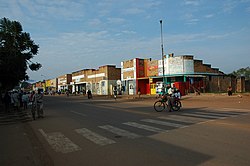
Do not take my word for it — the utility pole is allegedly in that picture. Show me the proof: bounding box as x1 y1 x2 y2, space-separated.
160 20 165 91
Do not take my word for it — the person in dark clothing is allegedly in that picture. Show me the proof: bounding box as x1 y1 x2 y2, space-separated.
138 88 141 98
227 86 233 96
3 92 11 112
87 90 92 99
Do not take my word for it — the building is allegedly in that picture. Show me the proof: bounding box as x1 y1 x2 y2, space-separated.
42 54 248 96
121 54 233 96
121 58 147 95
57 74 72 92
45 78 58 93
71 65 121 95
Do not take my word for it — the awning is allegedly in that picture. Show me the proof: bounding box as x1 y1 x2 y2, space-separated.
185 75 206 78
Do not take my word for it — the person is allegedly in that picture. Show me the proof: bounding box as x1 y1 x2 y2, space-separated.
138 88 141 98
166 84 175 112
113 86 117 100
167 84 174 96
227 86 232 96
30 91 35 103
87 90 92 99
66 90 69 97
12 91 19 111
172 84 181 99
174 89 181 99
35 90 44 118
22 92 29 110
3 92 11 112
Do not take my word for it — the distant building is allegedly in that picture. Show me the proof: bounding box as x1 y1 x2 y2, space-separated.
57 74 72 92
45 78 58 92
70 65 121 95
121 54 235 95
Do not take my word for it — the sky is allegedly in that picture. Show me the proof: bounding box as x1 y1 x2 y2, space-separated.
1 0 250 81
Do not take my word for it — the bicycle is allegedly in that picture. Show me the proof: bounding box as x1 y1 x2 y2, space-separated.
154 94 182 112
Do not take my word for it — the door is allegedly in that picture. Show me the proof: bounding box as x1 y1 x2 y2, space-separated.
150 83 156 95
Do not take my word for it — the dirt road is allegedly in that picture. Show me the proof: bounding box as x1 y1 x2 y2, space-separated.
181 93 250 110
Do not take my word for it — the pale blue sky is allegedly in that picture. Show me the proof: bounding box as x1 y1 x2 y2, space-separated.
1 0 250 81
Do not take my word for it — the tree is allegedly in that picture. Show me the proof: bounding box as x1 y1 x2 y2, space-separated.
230 67 250 80
0 17 41 91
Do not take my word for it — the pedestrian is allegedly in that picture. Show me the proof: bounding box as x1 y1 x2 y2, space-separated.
87 90 92 99
12 91 20 111
3 92 11 112
113 86 117 100
22 92 29 110
30 91 35 103
227 86 232 96
138 88 141 98
35 89 44 118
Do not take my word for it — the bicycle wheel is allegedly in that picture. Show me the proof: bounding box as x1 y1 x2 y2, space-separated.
172 100 181 111
154 101 165 112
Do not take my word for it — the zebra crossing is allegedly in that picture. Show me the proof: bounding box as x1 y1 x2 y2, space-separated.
0 110 32 125
39 110 248 153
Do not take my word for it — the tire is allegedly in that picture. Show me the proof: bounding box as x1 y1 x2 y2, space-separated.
154 101 165 112
171 100 181 111
176 100 182 108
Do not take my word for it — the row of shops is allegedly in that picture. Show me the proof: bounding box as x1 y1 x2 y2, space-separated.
33 54 246 96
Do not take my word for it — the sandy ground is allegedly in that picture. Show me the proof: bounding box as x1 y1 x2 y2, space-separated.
181 93 250 110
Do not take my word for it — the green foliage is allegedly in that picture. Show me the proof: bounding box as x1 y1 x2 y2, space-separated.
0 17 42 91
230 67 250 80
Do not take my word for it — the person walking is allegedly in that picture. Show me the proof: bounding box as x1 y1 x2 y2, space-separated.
138 88 141 98
12 91 19 111
22 92 29 110
3 92 11 112
35 90 44 118
87 90 92 99
227 86 233 96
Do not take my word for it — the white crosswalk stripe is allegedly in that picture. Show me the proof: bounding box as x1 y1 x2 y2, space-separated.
123 122 166 133
99 125 141 139
39 110 248 151
222 108 249 112
141 119 186 128
201 108 247 115
75 128 116 146
158 115 204 123
39 129 81 153
192 112 230 117
181 113 224 119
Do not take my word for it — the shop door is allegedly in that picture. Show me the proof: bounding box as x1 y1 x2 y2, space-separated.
129 82 134 95
150 83 156 95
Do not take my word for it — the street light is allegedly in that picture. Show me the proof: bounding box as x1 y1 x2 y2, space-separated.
41 74 47 92
160 20 165 90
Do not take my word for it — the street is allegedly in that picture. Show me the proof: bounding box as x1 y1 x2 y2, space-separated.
1 94 250 166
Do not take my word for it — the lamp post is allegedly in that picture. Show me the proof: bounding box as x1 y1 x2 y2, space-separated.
41 74 47 92
160 20 165 89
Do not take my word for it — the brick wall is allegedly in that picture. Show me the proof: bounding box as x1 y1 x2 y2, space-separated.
106 65 121 80
194 60 222 74
205 75 236 93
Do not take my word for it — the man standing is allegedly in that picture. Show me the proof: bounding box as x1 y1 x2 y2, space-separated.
35 90 44 118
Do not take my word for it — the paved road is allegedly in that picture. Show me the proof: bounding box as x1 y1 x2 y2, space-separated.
1 95 250 166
